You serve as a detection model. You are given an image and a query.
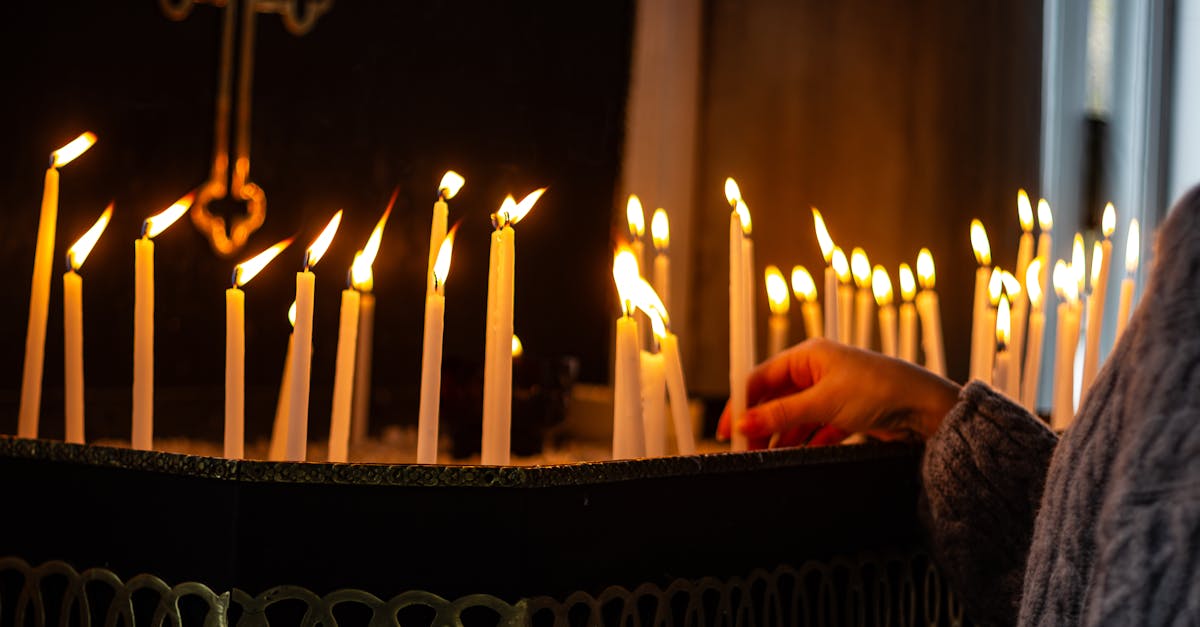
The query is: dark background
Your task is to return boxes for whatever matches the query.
[0,1,634,441]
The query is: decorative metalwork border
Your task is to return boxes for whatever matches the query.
[0,437,921,488]
[0,551,964,627]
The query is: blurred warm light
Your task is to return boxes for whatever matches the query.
[988,267,1003,305]
[439,171,465,199]
[511,335,524,358]
[626,195,646,238]
[1089,241,1104,289]
[67,203,113,271]
[1018,189,1033,232]
[1026,258,1043,308]
[145,192,195,239]
[899,264,916,302]
[645,308,667,341]
[1126,219,1140,274]
[1071,233,1086,295]
[996,296,1011,346]
[832,247,850,283]
[734,200,752,235]
[1038,199,1053,230]
[1001,270,1021,297]
[288,301,297,327]
[651,208,669,252]
[850,247,871,289]
[1053,260,1078,303]
[235,237,293,287]
[790,266,817,303]
[431,227,456,288]
[724,177,742,205]
[1102,202,1116,238]
[916,248,936,289]
[765,265,790,315]
[351,205,393,291]
[872,266,893,306]
[635,279,671,331]
[970,219,992,266]
[306,210,343,269]
[51,132,97,168]
[612,247,640,316]
[812,208,834,263]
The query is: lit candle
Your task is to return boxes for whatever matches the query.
[427,172,464,293]
[897,264,918,364]
[1052,260,1081,430]
[765,265,790,356]
[1000,270,1023,396]
[969,219,993,382]
[1070,233,1086,410]
[19,132,97,439]
[993,295,1013,398]
[482,189,545,465]
[873,266,897,358]
[286,211,343,462]
[626,195,649,348]
[226,238,292,459]
[851,248,873,349]
[977,268,1003,386]
[651,208,671,314]
[1082,203,1116,390]
[790,266,822,339]
[416,229,457,464]
[725,178,753,452]
[268,303,296,461]
[1020,259,1046,412]
[353,193,397,444]
[915,249,946,376]
[612,248,644,459]
[1115,219,1139,342]
[640,348,666,457]
[660,329,695,455]
[62,203,112,444]
[832,247,853,346]
[133,192,195,451]
[1010,190,1035,387]
[812,209,840,342]
[1036,199,1054,309]
[740,201,756,368]
[330,207,391,462]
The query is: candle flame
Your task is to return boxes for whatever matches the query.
[1089,241,1104,288]
[512,335,524,358]
[235,237,293,287]
[765,265,790,315]
[850,247,871,289]
[288,301,297,328]
[988,267,1003,305]
[724,177,742,206]
[67,203,113,270]
[350,252,373,291]
[439,171,465,199]
[645,307,668,341]
[996,295,1011,346]
[51,132,97,168]
[1102,202,1116,238]
[144,192,195,239]
[306,210,343,269]
[1026,258,1043,308]
[899,264,916,302]
[791,266,817,303]
[613,247,640,316]
[1071,233,1086,295]
[351,202,394,290]
[626,195,646,238]
[1018,189,1034,232]
[651,208,669,251]
[916,248,936,289]
[1126,219,1140,273]
[1037,199,1053,231]
[431,226,457,288]
[1053,260,1069,299]
[812,208,834,263]
[970,219,992,266]
[872,266,893,306]
[734,200,752,235]
[636,279,671,332]
[1001,270,1021,297]
[831,247,851,284]
[499,188,546,226]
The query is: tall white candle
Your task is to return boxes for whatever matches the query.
[20,132,96,439]
[327,287,360,463]
[790,266,822,339]
[660,331,695,455]
[977,268,1002,386]
[741,223,756,367]
[1115,219,1139,342]
[728,200,748,451]
[651,208,671,314]
[133,193,194,450]
[640,350,667,457]
[765,265,790,356]
[287,211,343,462]
[898,264,918,363]
[969,219,992,382]
[1051,261,1080,430]
[915,249,946,376]
[851,248,874,350]
[627,195,649,348]
[993,296,1013,398]
[351,291,375,444]
[1020,259,1045,411]
[482,189,544,465]
[1082,203,1116,389]
[428,172,463,293]
[1036,199,1054,314]
[873,266,897,358]
[417,231,456,463]
[268,305,296,461]
[62,204,111,444]
[612,248,644,459]
[811,210,839,342]
[1000,271,1025,395]
[833,248,853,345]
[1011,190,1035,389]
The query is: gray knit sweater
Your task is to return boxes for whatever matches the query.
[922,185,1200,626]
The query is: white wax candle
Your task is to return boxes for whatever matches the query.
[661,332,695,455]
[1009,293,1029,396]
[269,332,294,461]
[1052,301,1080,430]
[327,288,361,463]
[899,303,917,363]
[1115,277,1134,342]
[1083,224,1114,389]
[728,212,747,451]
[351,292,375,444]
[225,287,245,459]
[490,224,516,464]
[837,284,853,345]
[742,237,756,367]
[823,267,839,341]
[133,236,155,450]
[916,291,946,376]
[640,350,667,457]
[854,288,873,350]
[993,347,1011,398]
[287,269,316,461]
[878,304,897,358]
[979,303,996,386]
[417,290,445,463]
[1021,307,1045,412]
[801,302,822,340]
[969,266,990,381]
[427,198,448,294]
[654,254,670,315]
[63,270,84,444]
[482,225,502,462]
[768,315,788,357]
[18,167,59,439]
[613,315,643,459]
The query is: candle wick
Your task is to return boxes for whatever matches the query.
[438,188,448,202]
[303,250,314,272]
[48,153,58,169]
[231,267,242,289]
[65,251,76,273]
[140,220,151,239]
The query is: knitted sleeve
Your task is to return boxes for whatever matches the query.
[920,381,1058,627]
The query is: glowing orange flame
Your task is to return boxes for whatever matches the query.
[724,177,741,206]
[970,219,991,266]
[832,247,851,284]
[1125,219,1140,274]
[1038,199,1053,230]
[996,295,1011,346]
[1026,258,1044,308]
[439,171,465,199]
[306,210,343,269]
[1018,189,1033,232]
[351,202,393,290]
[613,247,640,316]
[1001,270,1021,297]
[899,264,916,301]
[235,237,293,287]
[499,188,546,226]
[1089,241,1104,289]
[1102,202,1116,238]
[431,226,457,288]
[791,266,817,303]
[51,132,97,168]
[916,248,936,290]
[812,208,834,263]
[67,203,113,270]
[651,208,669,252]
[144,192,195,239]
[734,200,752,235]
[1071,233,1086,294]
[511,335,524,357]
[765,265,790,315]
[850,247,871,289]
[872,266,893,307]
[288,301,297,328]
[626,195,645,238]
[988,267,1003,305]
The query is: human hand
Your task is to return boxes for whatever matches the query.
[717,339,961,448]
